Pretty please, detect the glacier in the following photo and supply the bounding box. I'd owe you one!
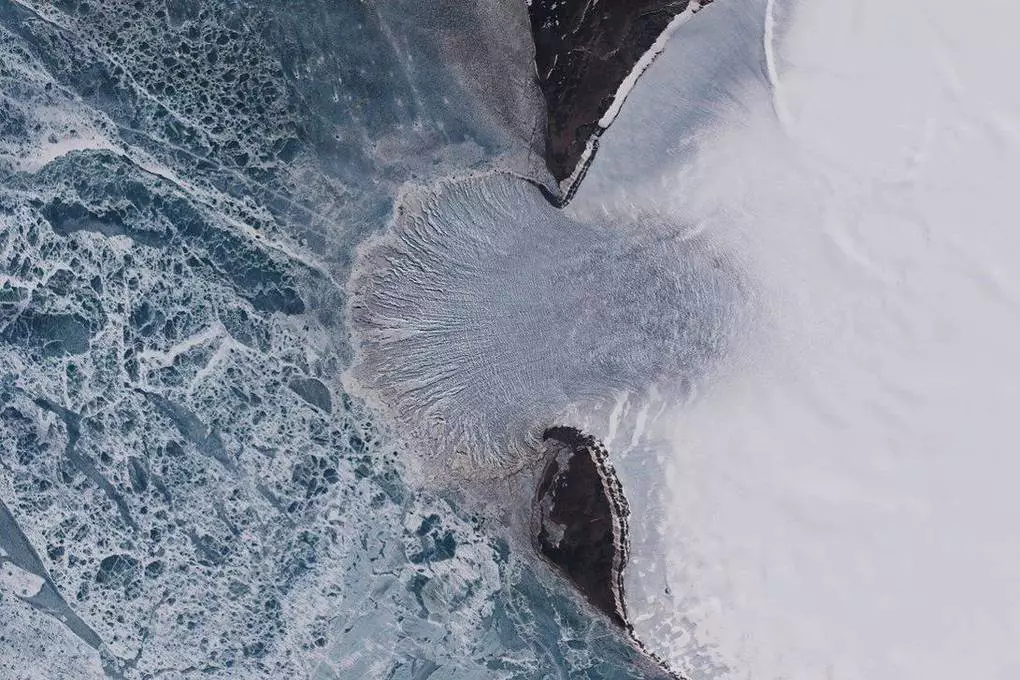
[3,0,1018,679]
[345,173,745,474]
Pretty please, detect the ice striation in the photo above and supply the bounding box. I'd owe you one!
[346,173,746,475]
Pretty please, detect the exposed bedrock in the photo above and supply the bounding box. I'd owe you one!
[527,0,710,197]
[532,426,632,629]
[524,425,681,679]
[345,174,747,476]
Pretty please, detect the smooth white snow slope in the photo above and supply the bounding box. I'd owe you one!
[573,0,1020,678]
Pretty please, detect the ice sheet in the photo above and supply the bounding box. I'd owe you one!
[575,1,1020,678]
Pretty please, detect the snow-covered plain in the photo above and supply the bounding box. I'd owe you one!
[574,0,1020,678]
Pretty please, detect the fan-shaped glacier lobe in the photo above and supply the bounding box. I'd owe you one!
[345,172,747,476]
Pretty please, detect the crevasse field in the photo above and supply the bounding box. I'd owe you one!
[1,0,1017,679]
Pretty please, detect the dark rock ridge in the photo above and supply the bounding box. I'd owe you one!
[530,426,684,678]
[527,0,711,203]
[532,425,632,628]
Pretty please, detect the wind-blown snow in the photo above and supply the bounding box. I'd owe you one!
[574,1,1020,678]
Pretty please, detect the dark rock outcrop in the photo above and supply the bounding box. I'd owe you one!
[532,425,632,628]
[527,0,710,201]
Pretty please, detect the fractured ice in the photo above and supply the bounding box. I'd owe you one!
[0,0,678,677]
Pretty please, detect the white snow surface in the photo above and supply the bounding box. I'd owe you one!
[572,0,1020,678]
